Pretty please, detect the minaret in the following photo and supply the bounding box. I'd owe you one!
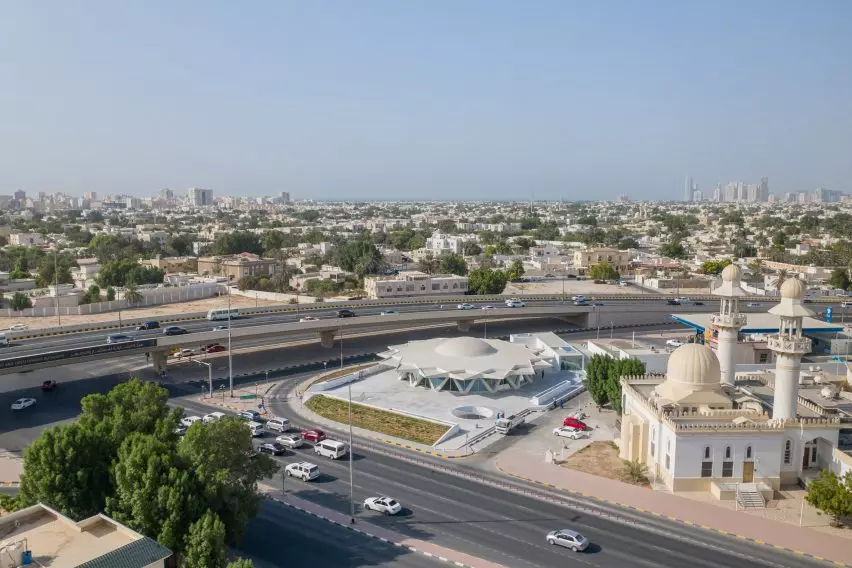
[768,278,813,421]
[711,264,748,386]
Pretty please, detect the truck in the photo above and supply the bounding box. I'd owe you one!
[495,414,525,435]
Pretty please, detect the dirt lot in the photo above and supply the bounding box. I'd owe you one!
[0,294,284,331]
[306,394,449,446]
[503,279,652,296]
[559,441,641,484]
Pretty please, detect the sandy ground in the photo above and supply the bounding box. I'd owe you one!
[0,294,285,331]
[504,280,653,296]
[559,440,634,482]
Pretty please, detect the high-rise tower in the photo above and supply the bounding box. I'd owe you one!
[768,278,813,421]
[683,176,693,202]
[711,264,748,386]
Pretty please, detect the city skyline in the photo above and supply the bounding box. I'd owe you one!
[1,1,851,200]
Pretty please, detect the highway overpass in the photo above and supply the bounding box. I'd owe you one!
[0,305,591,375]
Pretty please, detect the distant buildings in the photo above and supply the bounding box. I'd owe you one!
[364,270,468,300]
[197,253,278,281]
[572,247,630,276]
[683,176,694,202]
[186,187,214,206]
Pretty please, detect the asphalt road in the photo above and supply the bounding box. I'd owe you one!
[167,398,828,568]
[2,299,725,356]
[238,500,440,568]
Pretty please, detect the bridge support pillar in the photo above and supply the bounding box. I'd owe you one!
[319,330,335,348]
[149,351,168,375]
[456,320,472,333]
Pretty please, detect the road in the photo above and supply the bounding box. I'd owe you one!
[169,397,827,568]
[238,500,440,568]
[2,298,726,356]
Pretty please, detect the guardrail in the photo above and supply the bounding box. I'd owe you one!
[4,289,817,342]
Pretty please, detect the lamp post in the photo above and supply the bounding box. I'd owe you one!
[192,358,213,399]
[227,283,234,397]
[54,248,61,327]
[610,320,614,339]
[342,326,355,524]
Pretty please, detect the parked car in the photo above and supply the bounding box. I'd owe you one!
[106,333,135,344]
[135,321,160,331]
[562,417,589,431]
[380,310,399,315]
[553,427,585,439]
[285,462,320,481]
[11,397,36,411]
[665,339,683,348]
[299,316,319,322]
[301,429,326,443]
[336,309,356,318]
[163,326,188,336]
[203,412,226,423]
[204,344,226,353]
[546,529,590,552]
[276,433,305,449]
[41,380,57,391]
[457,303,475,310]
[174,426,187,437]
[363,496,402,515]
[180,416,202,428]
[259,442,287,456]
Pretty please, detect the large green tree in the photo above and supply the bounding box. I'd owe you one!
[183,511,229,568]
[438,253,468,276]
[9,292,32,311]
[805,470,852,527]
[107,434,203,552]
[467,267,508,295]
[211,231,264,256]
[584,354,611,407]
[506,259,525,281]
[589,262,619,280]
[828,268,851,291]
[332,240,383,276]
[606,359,646,414]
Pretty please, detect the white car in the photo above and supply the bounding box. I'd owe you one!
[457,303,475,310]
[275,433,305,449]
[299,316,319,322]
[363,496,402,515]
[7,324,29,332]
[665,339,683,348]
[212,325,228,331]
[842,302,852,309]
[180,416,202,428]
[11,398,36,411]
[505,299,526,308]
[203,412,226,423]
[380,310,399,316]
[481,305,496,310]
[174,348,194,358]
[285,462,320,481]
[553,427,585,440]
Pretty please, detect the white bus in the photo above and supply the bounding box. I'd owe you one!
[207,308,240,321]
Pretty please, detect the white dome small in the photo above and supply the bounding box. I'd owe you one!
[780,277,806,300]
[434,337,497,358]
[662,344,721,390]
[721,264,742,282]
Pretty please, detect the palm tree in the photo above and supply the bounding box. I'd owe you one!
[775,269,788,294]
[124,283,143,307]
[622,459,649,485]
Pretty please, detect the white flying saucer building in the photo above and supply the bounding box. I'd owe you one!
[378,335,560,394]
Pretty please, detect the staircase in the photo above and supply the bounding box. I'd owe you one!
[736,483,766,509]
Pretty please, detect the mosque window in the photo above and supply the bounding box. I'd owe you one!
[722,461,733,477]
[701,461,713,478]
[746,446,752,459]
[783,440,792,464]
[703,446,711,460]
[724,446,732,460]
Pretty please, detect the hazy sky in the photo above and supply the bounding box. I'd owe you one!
[2,1,850,201]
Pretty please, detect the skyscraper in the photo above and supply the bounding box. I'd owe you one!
[187,187,214,206]
[683,176,693,202]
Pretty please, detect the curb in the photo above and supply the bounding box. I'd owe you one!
[493,462,849,567]
[267,495,485,568]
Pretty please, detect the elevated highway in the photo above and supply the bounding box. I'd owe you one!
[0,305,591,375]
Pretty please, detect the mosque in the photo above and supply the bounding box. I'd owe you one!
[619,265,849,504]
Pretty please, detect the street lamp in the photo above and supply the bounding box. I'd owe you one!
[192,358,213,399]
[610,320,614,339]
[341,327,355,524]
[227,283,234,397]
[54,248,61,327]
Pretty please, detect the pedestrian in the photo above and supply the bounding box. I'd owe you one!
[559,400,564,410]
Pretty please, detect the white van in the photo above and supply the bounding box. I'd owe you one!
[207,307,241,321]
[314,440,348,460]
[246,421,264,437]
[265,418,290,433]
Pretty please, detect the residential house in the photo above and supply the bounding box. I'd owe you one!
[197,253,279,281]
[364,270,468,299]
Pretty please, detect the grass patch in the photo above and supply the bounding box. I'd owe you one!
[306,395,449,446]
[314,363,377,383]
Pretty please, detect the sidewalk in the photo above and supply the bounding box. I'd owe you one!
[260,483,506,568]
[494,450,851,566]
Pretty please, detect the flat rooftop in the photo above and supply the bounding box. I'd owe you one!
[672,312,844,335]
[0,504,170,568]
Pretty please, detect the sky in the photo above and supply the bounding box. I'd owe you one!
[1,1,851,201]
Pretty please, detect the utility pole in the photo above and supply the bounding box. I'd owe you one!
[54,248,61,327]
[227,283,234,396]
[342,327,355,524]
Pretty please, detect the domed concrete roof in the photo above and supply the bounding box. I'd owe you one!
[655,344,721,402]
[721,264,742,282]
[434,336,498,358]
[780,277,806,300]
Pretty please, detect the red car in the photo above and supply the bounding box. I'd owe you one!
[562,417,589,431]
[205,344,227,354]
[41,380,57,391]
[301,429,326,443]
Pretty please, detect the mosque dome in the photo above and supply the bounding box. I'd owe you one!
[655,344,721,401]
[434,336,498,358]
[780,277,806,300]
[721,264,742,282]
